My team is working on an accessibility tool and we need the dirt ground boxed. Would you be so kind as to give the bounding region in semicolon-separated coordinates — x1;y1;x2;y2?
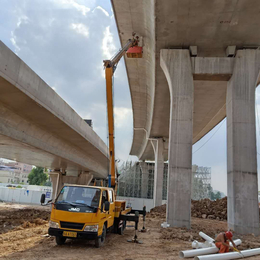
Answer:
0;203;260;260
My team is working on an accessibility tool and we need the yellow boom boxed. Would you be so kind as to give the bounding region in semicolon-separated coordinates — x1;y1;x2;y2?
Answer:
103;33;142;188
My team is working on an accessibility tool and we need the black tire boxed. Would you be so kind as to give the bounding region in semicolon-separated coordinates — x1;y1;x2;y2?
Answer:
95;225;106;248
55;236;66;245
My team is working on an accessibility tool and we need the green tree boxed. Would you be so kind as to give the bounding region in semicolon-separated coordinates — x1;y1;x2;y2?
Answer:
28;167;48;185
215;191;222;200
44;180;52;187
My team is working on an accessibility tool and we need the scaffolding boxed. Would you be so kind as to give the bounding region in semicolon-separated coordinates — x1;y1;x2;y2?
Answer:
191;165;212;200
118;162;211;201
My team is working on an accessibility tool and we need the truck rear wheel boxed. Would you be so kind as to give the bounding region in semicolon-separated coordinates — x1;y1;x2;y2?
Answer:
95;225;106;248
55;236;66;245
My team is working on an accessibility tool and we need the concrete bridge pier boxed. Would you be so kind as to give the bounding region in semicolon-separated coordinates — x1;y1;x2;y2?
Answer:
160;49;193;228
227;49;260;235
151;138;164;207
50;170;93;200
140;162;149;198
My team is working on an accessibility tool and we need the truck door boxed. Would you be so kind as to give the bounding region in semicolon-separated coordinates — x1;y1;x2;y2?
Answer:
100;190;115;228
107;190;115;227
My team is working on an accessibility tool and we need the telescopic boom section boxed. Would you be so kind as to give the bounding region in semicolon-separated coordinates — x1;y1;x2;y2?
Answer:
103;34;141;188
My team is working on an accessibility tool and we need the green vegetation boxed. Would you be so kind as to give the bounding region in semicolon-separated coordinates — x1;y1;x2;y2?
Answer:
16;185;23;188
210;191;222;200
44;180;52;187
28;167;48;185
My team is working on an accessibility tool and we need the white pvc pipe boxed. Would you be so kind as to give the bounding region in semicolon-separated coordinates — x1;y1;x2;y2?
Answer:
192;240;215;249
194;248;260;260
199;232;215;242
180;239;242;258
179;247;219;258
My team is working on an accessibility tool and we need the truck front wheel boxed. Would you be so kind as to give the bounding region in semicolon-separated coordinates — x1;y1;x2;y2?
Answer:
95;225;106;248
55;236;66;245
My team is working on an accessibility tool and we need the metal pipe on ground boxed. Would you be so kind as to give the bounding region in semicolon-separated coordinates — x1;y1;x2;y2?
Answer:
194;248;260;260
180;239;242;258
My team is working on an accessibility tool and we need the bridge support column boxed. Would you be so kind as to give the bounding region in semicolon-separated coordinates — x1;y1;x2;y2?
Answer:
140;162;149;198
50;172;63;200
50;171;93;200
77;171;93;185
227;49;260;235
151;139;164;207
160;49;193;228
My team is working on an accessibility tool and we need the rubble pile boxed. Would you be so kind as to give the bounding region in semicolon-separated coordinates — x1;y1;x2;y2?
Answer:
191;197;227;220
149;197;228;221
149;204;166;218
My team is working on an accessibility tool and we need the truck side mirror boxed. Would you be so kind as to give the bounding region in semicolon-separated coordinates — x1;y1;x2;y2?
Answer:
104;201;110;211
40;194;46;204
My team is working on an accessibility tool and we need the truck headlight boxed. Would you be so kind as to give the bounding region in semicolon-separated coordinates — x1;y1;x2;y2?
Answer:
84;224;98;232
49;220;59;229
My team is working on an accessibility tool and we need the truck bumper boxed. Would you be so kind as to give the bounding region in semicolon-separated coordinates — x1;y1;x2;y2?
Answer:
48;228;98;240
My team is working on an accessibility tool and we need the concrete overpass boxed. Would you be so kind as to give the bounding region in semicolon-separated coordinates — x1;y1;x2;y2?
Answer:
112;0;260;235
0;41;109;197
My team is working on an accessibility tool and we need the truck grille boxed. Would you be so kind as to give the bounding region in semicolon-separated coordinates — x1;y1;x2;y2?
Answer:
60;221;84;230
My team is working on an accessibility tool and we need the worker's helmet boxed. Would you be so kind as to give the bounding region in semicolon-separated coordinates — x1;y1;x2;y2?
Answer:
225;231;233;239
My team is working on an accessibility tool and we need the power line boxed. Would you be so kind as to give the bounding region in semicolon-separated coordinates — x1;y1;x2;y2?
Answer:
193;118;226;154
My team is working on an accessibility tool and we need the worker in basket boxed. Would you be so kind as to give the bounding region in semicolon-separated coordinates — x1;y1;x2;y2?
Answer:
215;231;237;253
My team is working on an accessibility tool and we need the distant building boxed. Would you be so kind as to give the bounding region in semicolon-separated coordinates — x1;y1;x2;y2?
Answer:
0;161;33;184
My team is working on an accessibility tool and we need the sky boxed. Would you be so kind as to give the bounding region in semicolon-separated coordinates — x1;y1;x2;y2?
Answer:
1;0;260;195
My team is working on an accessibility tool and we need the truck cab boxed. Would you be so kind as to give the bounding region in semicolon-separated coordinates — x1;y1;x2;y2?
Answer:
47;184;117;247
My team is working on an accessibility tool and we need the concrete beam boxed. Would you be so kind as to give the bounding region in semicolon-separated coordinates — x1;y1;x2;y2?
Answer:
160;49;193;228
227;49;260;235
192;57;234;81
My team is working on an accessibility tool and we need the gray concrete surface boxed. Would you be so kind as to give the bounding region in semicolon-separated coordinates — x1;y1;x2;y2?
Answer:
0;41;109;179
161;49;193;229
227;50;260;235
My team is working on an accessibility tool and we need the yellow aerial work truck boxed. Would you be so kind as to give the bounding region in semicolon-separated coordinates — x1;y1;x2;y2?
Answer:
40;184;144;247
40;33;144;247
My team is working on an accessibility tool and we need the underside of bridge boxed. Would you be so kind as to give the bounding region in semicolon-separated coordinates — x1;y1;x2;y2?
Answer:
112;0;260;235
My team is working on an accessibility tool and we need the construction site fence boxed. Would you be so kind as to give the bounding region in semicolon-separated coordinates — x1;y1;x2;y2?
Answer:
0;186;52;205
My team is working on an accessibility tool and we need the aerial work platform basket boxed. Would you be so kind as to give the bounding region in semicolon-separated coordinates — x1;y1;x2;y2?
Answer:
126;46;143;58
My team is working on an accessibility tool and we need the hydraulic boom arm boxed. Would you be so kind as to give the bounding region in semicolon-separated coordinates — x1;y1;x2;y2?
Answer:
103;33;141;188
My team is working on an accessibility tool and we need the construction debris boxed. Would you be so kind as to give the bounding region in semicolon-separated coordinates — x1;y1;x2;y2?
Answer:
149;198;228;220
191;197;227;220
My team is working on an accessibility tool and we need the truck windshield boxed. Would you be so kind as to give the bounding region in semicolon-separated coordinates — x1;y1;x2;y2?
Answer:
56;186;101;208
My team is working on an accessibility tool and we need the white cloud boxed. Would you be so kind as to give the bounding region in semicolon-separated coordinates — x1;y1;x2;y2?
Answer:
10;15;30;53
10;31;20;52
93;6;109;17
114;107;132;128
17;15;29;27
51;0;90;16
102;26;116;59
70;23;89;38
